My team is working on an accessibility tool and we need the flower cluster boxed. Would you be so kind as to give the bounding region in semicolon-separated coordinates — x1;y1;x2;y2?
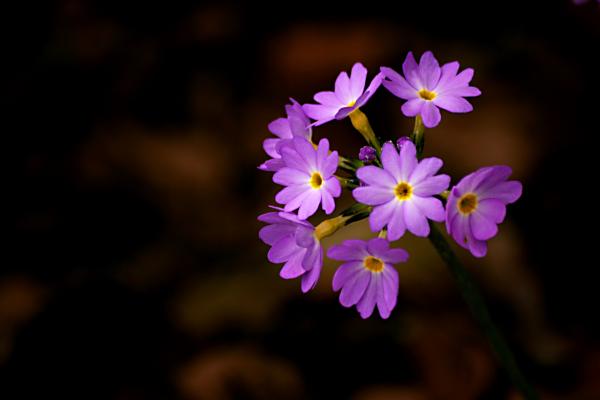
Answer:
258;53;522;319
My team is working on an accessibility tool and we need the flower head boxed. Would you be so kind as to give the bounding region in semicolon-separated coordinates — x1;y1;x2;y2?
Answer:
446;166;522;257
259;99;312;172
381;51;481;128
273;137;341;220
328;238;408;318
258;210;323;292
303;62;382;126
353;141;449;240
358;146;377;164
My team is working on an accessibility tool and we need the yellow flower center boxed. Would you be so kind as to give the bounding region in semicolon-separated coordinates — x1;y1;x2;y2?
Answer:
363;256;384;273
457;193;478;215
347;99;356;107
394;182;413;201
309;172;324;189
418;89;437;101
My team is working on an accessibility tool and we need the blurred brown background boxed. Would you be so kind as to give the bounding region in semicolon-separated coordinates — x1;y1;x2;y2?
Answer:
2;1;599;399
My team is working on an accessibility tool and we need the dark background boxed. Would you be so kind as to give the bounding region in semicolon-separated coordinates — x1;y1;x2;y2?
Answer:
2;1;599;399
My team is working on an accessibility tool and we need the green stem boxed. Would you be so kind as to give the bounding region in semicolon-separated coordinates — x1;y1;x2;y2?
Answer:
411;117;538;399
428;224;539;400
410;115;425;156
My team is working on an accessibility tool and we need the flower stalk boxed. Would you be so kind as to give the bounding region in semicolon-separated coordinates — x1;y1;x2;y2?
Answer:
410;115;425;156
428;223;538;400
412;118;538;400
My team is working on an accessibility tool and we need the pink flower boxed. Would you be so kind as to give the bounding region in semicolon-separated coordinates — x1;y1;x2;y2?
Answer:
381;51;481;128
303;62;382;126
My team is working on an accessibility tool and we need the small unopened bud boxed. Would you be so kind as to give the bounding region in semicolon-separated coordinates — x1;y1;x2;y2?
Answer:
358;146;377;163
396;136;411;151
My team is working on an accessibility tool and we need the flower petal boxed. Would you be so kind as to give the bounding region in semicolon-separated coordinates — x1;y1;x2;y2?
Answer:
332;261;363;291
418;51;441;89
259;224;296;246
302;104;338;126
467;237;488;258
409;157;443;185
263;138;281;158
349;62;367;100
369;200;397;232
398;139;417;181
279;250;306;279
357;274;378;318
480;181;522;204
387;201;407;240
381;142;403;181
356;165;396;188
412;174;450;196
366;237;389;256
273;167;310;186
404;200;430;237
328;240;369;261
314;91;342;106
268;235;299;263
282;189;310;213
268;117;292;138
280;145;310;171
444;86;481;97
334;71;353;104
450;213;470;250
321;189;335;214
297;190;321;220
420;102;442;128
257;211;285;224
476;199;506;224
352;186;394;206
361;73;383;104
302;242;322;270
433;95;473;113
382;248;409;264
475;166;512;190
316;138;330;170
322;151;339;177
293;137;318;171
301;257;323;292
401;98;425;117
340;270;370;307
381;267;399;313
435;61;459;92
413;196;446;222
402;51;421;88
383;78;417;100
470;211;498;241
275;184;309;205
325;177;342;197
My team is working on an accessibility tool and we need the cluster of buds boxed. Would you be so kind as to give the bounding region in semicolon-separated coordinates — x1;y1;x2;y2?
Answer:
258;52;522;319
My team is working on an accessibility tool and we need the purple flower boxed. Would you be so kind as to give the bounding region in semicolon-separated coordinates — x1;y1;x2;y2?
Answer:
273;137;341;220
446;166;522;258
258;210;323;292
259;99;312;172
302;62;383;126
381;51;481;128
352;141;449;240
328;238;408;319
358;146;377;164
